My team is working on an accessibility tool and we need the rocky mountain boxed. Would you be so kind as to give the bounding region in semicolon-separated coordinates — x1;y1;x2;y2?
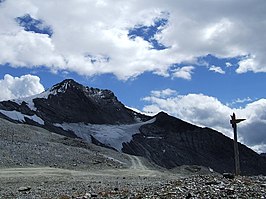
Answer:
123;112;266;175
0;79;266;175
0;79;150;138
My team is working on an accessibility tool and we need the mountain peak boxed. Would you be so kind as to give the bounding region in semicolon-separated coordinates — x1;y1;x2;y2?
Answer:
0;79;142;125
50;79;83;94
155;111;169;117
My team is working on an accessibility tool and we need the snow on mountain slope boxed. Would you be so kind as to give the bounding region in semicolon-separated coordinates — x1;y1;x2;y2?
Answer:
54;118;156;151
0;110;44;125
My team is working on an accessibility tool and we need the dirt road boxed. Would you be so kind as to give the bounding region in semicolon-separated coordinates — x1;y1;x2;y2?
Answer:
128;155;147;170
0;156;176;199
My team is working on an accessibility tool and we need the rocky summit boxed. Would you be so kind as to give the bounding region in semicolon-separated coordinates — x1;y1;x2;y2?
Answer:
0;79;266;175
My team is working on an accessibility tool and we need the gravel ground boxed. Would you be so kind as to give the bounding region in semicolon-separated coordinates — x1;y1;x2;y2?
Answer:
0;118;131;170
0;167;172;198
1;169;266;198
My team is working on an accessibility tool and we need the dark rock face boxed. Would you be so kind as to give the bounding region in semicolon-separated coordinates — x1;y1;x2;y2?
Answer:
33;79;146;124
0;100;34;115
260;153;266;157
0;79;149;126
122;112;266;175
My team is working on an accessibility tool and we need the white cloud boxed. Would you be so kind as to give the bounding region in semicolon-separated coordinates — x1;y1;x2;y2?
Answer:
236;55;266;74
0;31;65;69
0;74;44;101
142;89;266;153
150;88;177;98
227;97;253;107
0;0;265;79
226;62;232;67
172;66;194;80
209;65;225;74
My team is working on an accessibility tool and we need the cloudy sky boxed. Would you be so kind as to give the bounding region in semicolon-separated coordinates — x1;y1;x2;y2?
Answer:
1;0;266;152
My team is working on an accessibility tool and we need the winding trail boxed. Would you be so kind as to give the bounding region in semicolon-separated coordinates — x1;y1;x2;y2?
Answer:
128;155;147;170
0;155;170;180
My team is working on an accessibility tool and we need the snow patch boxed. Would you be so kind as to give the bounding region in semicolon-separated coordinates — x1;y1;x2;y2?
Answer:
13;98;36;111
0;110;25;122
0;110;44;125
12;89;54;111
28;114;45;125
145;136;163;139
54;118;156;151
54;81;70;93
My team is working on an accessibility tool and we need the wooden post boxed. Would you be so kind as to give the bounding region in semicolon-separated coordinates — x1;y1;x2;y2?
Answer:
230;113;245;176
232;122;240;175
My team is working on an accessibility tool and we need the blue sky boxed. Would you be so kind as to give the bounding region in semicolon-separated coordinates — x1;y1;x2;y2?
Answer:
1;55;264;110
1;0;266;152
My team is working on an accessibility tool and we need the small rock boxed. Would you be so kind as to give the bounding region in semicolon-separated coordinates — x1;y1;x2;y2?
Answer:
218;185;225;190
186;192;192;199
209;167;214;172
205;181;220;185
18;186;31;192
81;193;91;199
91;193;98;197
93;160;102;164
226;188;235;195
223;173;235;179
59;195;70;199
114;187;119;191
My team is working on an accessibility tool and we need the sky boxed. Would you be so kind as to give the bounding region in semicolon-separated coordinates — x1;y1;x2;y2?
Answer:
1;0;266;152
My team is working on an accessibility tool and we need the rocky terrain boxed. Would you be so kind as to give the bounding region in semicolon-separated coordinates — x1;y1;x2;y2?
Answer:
0;118;131;170
1;116;266;198
1;168;266;198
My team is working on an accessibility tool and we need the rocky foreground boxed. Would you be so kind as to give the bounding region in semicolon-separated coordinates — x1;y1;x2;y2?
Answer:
1;172;266;198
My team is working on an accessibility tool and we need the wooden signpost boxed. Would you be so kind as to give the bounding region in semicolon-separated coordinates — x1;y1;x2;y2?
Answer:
230;113;246;176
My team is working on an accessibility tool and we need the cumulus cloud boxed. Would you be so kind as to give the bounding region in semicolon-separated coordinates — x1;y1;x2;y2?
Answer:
236;55;266;74
0;74;44;101
209;65;225;74
0;31;65;68
172;66;194;80
142;89;266;153
0;0;265;79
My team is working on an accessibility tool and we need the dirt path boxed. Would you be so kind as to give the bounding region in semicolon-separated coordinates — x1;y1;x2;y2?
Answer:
0;156;181;198
0;167;75;178
0;154;169;180
128;155;147;170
